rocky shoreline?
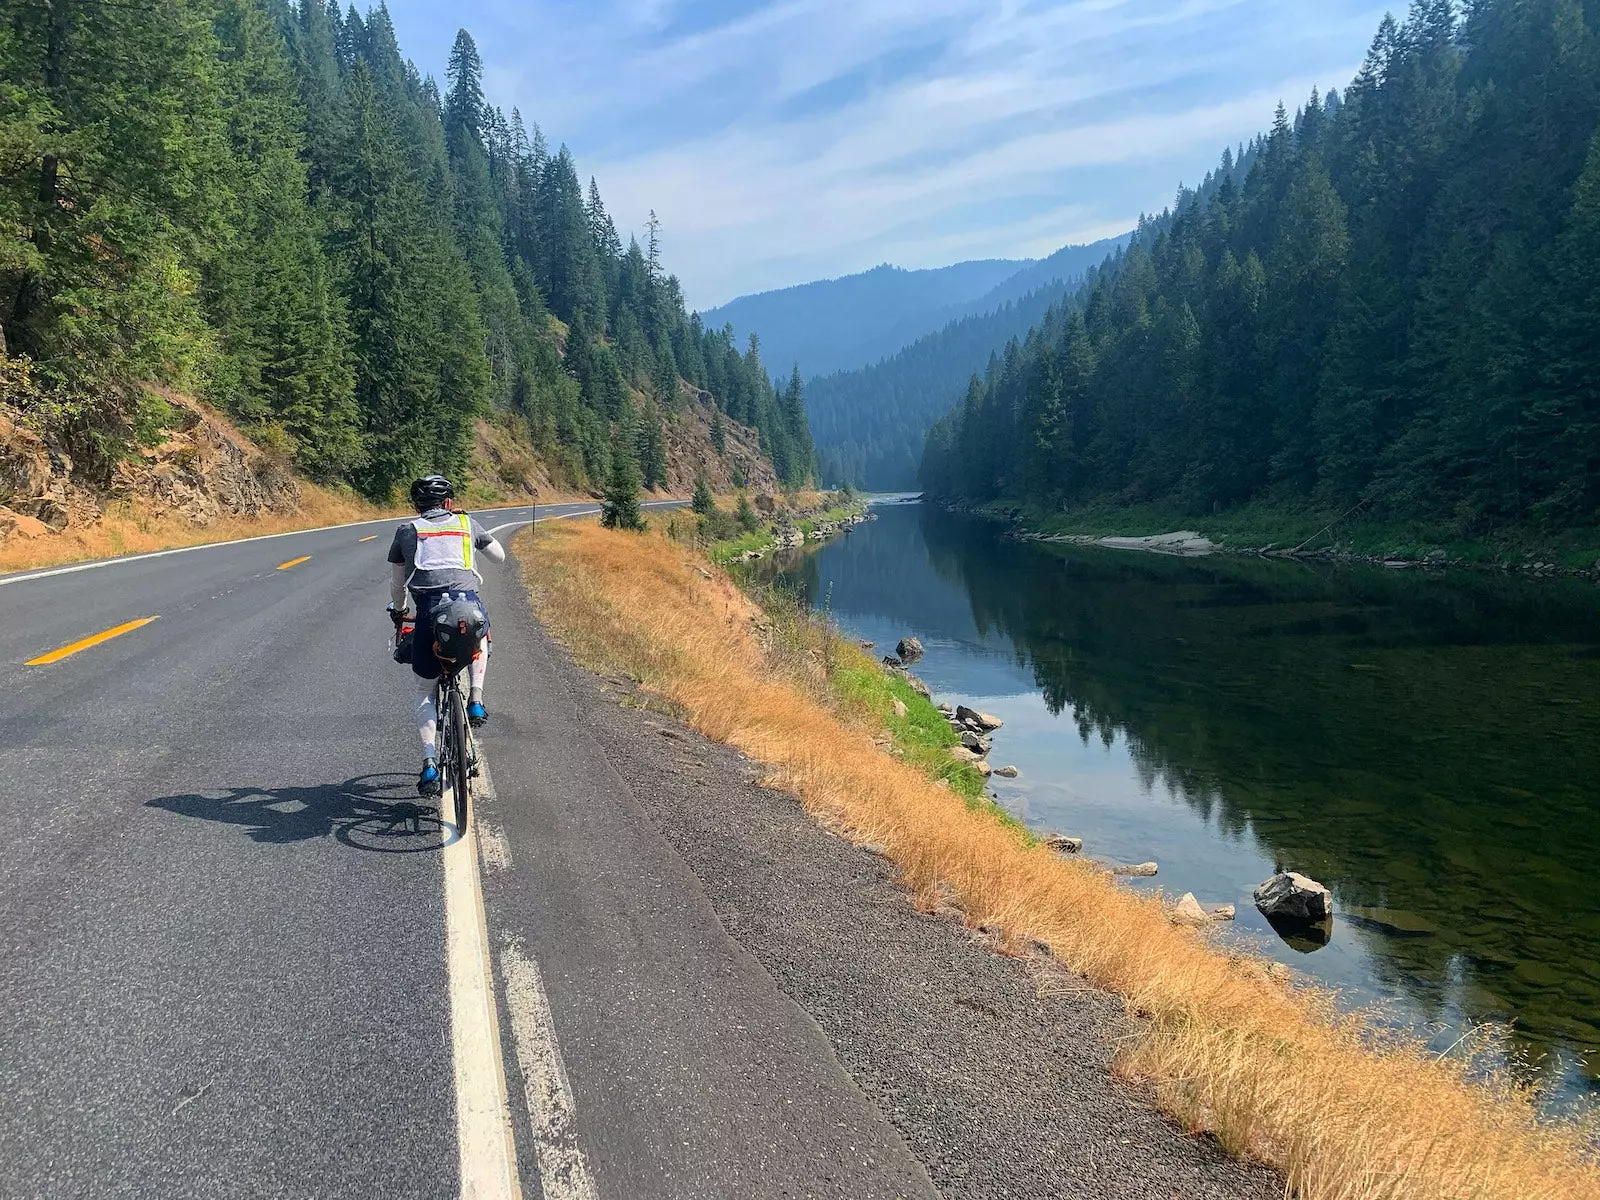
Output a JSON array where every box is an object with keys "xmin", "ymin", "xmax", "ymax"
[
  {"xmin": 725, "ymin": 500, "xmax": 871, "ymax": 564},
  {"xmin": 877, "ymin": 629, "xmax": 1337, "ymax": 947}
]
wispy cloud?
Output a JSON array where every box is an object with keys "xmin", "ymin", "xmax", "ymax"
[{"xmin": 386, "ymin": 0, "xmax": 1390, "ymax": 308}]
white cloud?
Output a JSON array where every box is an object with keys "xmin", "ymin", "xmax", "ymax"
[{"xmin": 402, "ymin": 0, "xmax": 1392, "ymax": 305}]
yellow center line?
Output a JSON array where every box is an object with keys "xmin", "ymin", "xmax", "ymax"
[
  {"xmin": 27, "ymin": 617, "xmax": 159, "ymax": 666},
  {"xmin": 357, "ymin": 535, "xmax": 378, "ymax": 543},
  {"xmin": 277, "ymin": 556, "xmax": 312, "ymax": 570}
]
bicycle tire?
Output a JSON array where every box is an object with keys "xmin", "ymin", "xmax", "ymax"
[{"xmin": 447, "ymin": 683, "xmax": 470, "ymax": 832}]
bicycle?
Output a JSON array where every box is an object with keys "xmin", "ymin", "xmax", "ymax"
[
  {"xmin": 392, "ymin": 608, "xmax": 481, "ymax": 834},
  {"xmin": 435, "ymin": 659, "xmax": 478, "ymax": 834}
]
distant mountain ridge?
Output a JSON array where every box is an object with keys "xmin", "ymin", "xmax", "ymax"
[
  {"xmin": 701, "ymin": 258, "xmax": 1029, "ymax": 380},
  {"xmin": 804, "ymin": 234, "xmax": 1129, "ymax": 488}
]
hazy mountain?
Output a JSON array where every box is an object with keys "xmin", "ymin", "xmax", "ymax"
[
  {"xmin": 807, "ymin": 234, "xmax": 1128, "ymax": 489},
  {"xmin": 700, "ymin": 258, "xmax": 1029, "ymax": 380}
]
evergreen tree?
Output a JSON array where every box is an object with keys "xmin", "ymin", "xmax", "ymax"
[
  {"xmin": 207, "ymin": 0, "xmax": 360, "ymax": 478},
  {"xmin": 1, "ymin": 0, "xmax": 222, "ymax": 415},
  {"xmin": 735, "ymin": 492, "xmax": 759, "ymax": 532},
  {"xmin": 0, "ymin": 2, "xmax": 812, "ymax": 511},
  {"xmin": 921, "ymin": 0, "xmax": 1600, "ymax": 535},
  {"xmin": 636, "ymin": 401, "xmax": 668, "ymax": 490},
  {"xmin": 691, "ymin": 470, "xmax": 714, "ymax": 513},
  {"xmin": 601, "ymin": 438, "xmax": 645, "ymax": 530}
]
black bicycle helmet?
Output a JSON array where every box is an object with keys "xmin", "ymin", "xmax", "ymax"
[
  {"xmin": 432, "ymin": 598, "xmax": 488, "ymax": 669},
  {"xmin": 409, "ymin": 474, "xmax": 455, "ymax": 510}
]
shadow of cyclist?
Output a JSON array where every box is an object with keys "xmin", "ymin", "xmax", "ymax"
[{"xmin": 145, "ymin": 773, "xmax": 450, "ymax": 853}]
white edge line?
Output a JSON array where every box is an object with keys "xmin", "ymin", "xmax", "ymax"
[
  {"xmin": 489, "ymin": 499, "xmax": 682, "ymax": 539},
  {"xmin": 500, "ymin": 937, "xmax": 599, "ymax": 1200},
  {"xmin": 444, "ymin": 763, "xmax": 523, "ymax": 1200}
]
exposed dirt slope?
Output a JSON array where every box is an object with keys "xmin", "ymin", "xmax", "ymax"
[{"xmin": 659, "ymin": 388, "xmax": 779, "ymax": 497}]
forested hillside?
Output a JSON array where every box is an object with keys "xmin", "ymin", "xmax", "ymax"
[
  {"xmin": 701, "ymin": 258, "xmax": 1027, "ymax": 381},
  {"xmin": 0, "ymin": 0, "xmax": 814, "ymax": 505},
  {"xmin": 807, "ymin": 236, "xmax": 1125, "ymax": 489},
  {"xmin": 922, "ymin": 0, "xmax": 1600, "ymax": 537}
]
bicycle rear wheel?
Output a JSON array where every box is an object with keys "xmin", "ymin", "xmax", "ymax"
[{"xmin": 446, "ymin": 683, "xmax": 470, "ymax": 832}]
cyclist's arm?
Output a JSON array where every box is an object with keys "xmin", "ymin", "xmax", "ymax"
[
  {"xmin": 389, "ymin": 562, "xmax": 410, "ymax": 615},
  {"xmin": 470, "ymin": 518, "xmax": 506, "ymax": 565}
]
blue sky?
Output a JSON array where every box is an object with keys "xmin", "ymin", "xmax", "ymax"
[{"xmin": 384, "ymin": 0, "xmax": 1391, "ymax": 310}]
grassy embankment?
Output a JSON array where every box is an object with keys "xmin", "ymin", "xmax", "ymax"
[
  {"xmin": 519, "ymin": 515, "xmax": 1600, "ymax": 1200},
  {"xmin": 661, "ymin": 489, "xmax": 864, "ymax": 565},
  {"xmin": 989, "ymin": 498, "xmax": 1600, "ymax": 570}
]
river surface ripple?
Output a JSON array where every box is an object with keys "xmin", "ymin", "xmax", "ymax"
[{"xmin": 771, "ymin": 498, "xmax": 1600, "ymax": 1110}]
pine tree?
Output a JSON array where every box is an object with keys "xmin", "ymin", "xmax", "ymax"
[
  {"xmin": 206, "ymin": 0, "xmax": 359, "ymax": 479},
  {"xmin": 601, "ymin": 439, "xmax": 645, "ymax": 530},
  {"xmin": 691, "ymin": 470, "xmax": 714, "ymax": 513},
  {"xmin": 636, "ymin": 401, "xmax": 668, "ymax": 490},
  {"xmin": 1, "ymin": 0, "xmax": 223, "ymax": 413}
]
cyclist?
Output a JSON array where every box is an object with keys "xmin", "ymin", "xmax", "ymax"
[{"xmin": 387, "ymin": 475, "xmax": 507, "ymax": 797}]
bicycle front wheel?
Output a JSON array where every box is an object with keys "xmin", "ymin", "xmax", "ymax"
[{"xmin": 447, "ymin": 685, "xmax": 470, "ymax": 832}]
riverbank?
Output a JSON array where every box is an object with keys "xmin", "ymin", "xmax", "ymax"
[
  {"xmin": 664, "ymin": 489, "xmax": 868, "ymax": 565},
  {"xmin": 521, "ymin": 516, "xmax": 1600, "ymax": 1200},
  {"xmin": 952, "ymin": 498, "xmax": 1600, "ymax": 577}
]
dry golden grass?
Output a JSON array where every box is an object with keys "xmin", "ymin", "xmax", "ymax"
[
  {"xmin": 521, "ymin": 517, "xmax": 1600, "ymax": 1200},
  {"xmin": 0, "ymin": 486, "xmax": 395, "ymax": 574}
]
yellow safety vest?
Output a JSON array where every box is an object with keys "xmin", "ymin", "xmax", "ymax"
[{"xmin": 410, "ymin": 512, "xmax": 476, "ymax": 576}]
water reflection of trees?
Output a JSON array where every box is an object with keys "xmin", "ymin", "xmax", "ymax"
[{"xmin": 917, "ymin": 507, "xmax": 1600, "ymax": 1077}]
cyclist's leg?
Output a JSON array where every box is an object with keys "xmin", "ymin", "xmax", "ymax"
[
  {"xmin": 464, "ymin": 591, "xmax": 490, "ymax": 723},
  {"xmin": 416, "ymin": 675, "xmax": 438, "ymax": 759},
  {"xmin": 411, "ymin": 591, "xmax": 445, "ymax": 794}
]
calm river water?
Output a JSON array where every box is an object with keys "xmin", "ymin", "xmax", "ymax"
[{"xmin": 773, "ymin": 498, "xmax": 1600, "ymax": 1107}]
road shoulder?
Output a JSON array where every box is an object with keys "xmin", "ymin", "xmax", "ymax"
[{"xmin": 482, "ymin": 558, "xmax": 1280, "ymax": 1199}]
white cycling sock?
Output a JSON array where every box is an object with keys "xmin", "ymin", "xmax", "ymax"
[
  {"xmin": 469, "ymin": 648, "xmax": 487, "ymax": 694},
  {"xmin": 417, "ymin": 676, "xmax": 438, "ymax": 760}
]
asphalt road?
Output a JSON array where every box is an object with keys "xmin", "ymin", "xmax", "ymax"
[
  {"xmin": 0, "ymin": 501, "xmax": 1277, "ymax": 1200},
  {"xmin": 0, "ymin": 501, "xmax": 940, "ymax": 1199}
]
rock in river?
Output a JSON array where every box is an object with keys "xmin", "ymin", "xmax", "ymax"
[
  {"xmin": 955, "ymin": 705, "xmax": 1003, "ymax": 731},
  {"xmin": 1112, "ymin": 862, "xmax": 1159, "ymax": 878},
  {"xmin": 896, "ymin": 636, "xmax": 924, "ymax": 662},
  {"xmin": 994, "ymin": 765, "xmax": 1019, "ymax": 778},
  {"xmin": 1043, "ymin": 834, "xmax": 1082, "ymax": 854},
  {"xmin": 1253, "ymin": 872, "xmax": 1332, "ymax": 922},
  {"xmin": 959, "ymin": 730, "xmax": 992, "ymax": 755},
  {"xmin": 1172, "ymin": 893, "xmax": 1211, "ymax": 926}
]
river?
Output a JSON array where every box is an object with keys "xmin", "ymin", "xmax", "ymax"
[{"xmin": 771, "ymin": 497, "xmax": 1600, "ymax": 1110}]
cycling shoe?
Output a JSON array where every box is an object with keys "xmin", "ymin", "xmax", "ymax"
[
  {"xmin": 417, "ymin": 758, "xmax": 442, "ymax": 797},
  {"xmin": 467, "ymin": 701, "xmax": 487, "ymax": 727}
]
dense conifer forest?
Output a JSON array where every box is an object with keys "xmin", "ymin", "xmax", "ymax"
[
  {"xmin": 0, "ymin": 0, "xmax": 814, "ymax": 499},
  {"xmin": 805, "ymin": 236, "xmax": 1126, "ymax": 491},
  {"xmin": 921, "ymin": 0, "xmax": 1600, "ymax": 536}
]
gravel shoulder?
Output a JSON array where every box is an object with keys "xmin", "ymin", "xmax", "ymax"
[{"xmin": 514, "ymin": 588, "xmax": 1281, "ymax": 1199}]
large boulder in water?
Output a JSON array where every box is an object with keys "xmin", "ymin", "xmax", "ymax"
[
  {"xmin": 896, "ymin": 636, "xmax": 924, "ymax": 662},
  {"xmin": 955, "ymin": 705, "xmax": 1003, "ymax": 731},
  {"xmin": 1254, "ymin": 872, "xmax": 1332, "ymax": 922}
]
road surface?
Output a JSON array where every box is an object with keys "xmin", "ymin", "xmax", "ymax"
[
  {"xmin": 0, "ymin": 501, "xmax": 1276, "ymax": 1200},
  {"xmin": 0, "ymin": 501, "xmax": 935, "ymax": 1199}
]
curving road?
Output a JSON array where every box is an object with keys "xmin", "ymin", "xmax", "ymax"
[
  {"xmin": 0, "ymin": 501, "xmax": 939, "ymax": 1200},
  {"xmin": 0, "ymin": 501, "xmax": 1276, "ymax": 1200}
]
